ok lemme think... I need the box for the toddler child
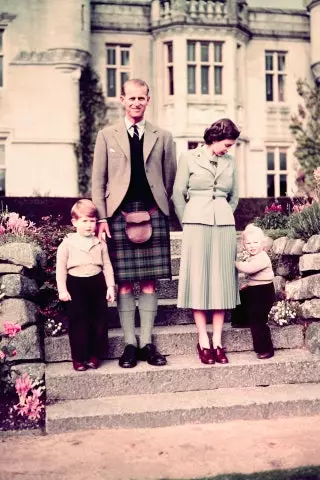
[56,199,116,371]
[233,224,275,359]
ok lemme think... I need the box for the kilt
[108,201,172,283]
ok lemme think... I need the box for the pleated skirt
[178,224,239,310]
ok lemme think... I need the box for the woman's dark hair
[203,118,240,144]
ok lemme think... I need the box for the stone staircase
[44,232,320,433]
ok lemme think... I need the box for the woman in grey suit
[172,119,240,365]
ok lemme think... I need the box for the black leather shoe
[119,344,138,368]
[139,344,167,366]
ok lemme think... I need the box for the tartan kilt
[108,201,172,283]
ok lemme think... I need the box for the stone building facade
[0,0,319,198]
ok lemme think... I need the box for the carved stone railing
[151,0,249,27]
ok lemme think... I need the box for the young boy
[233,224,275,359]
[56,199,116,371]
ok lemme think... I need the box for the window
[165,42,174,96]
[106,44,131,98]
[265,51,287,102]
[0,144,5,195]
[267,148,288,197]
[0,30,3,87]
[187,41,223,96]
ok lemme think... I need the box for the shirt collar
[124,116,146,134]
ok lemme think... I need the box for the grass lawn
[166,465,320,480]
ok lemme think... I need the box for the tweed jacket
[92,120,176,219]
[172,145,239,226]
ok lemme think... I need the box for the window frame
[187,40,223,97]
[165,41,174,97]
[105,43,131,99]
[266,147,288,197]
[265,51,287,103]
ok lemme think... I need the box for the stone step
[44,324,304,362]
[45,349,320,401]
[46,382,320,433]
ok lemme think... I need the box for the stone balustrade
[151,0,247,26]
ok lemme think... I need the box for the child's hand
[59,291,71,302]
[106,286,116,303]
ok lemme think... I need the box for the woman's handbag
[121,207,156,244]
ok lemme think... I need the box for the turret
[45,0,91,72]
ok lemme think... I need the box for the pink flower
[0,350,6,360]
[11,349,17,357]
[14,383,45,421]
[0,225,5,235]
[3,322,21,337]
[15,373,33,403]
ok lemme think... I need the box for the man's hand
[59,291,71,302]
[106,286,116,302]
[97,221,111,240]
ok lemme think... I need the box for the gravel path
[1,415,320,480]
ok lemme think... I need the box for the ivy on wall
[75,64,107,196]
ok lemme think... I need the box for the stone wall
[0,242,45,372]
[266,233,320,354]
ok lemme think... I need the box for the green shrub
[288,201,320,241]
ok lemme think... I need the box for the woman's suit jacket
[92,120,176,219]
[172,145,238,226]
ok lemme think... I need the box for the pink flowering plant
[254,201,290,231]
[0,321,45,428]
[0,321,21,393]
[0,208,37,244]
[14,373,45,421]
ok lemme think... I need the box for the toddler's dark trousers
[66,272,108,362]
[232,283,275,354]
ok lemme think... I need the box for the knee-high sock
[117,292,137,346]
[138,292,158,348]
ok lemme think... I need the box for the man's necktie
[132,124,140,140]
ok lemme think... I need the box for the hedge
[0,196,293,232]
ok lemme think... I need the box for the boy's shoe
[257,351,274,360]
[72,360,87,371]
[87,357,100,369]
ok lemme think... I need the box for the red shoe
[197,344,215,365]
[72,360,87,371]
[213,346,229,364]
[87,357,100,369]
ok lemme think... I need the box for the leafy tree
[76,64,107,195]
[290,79,320,192]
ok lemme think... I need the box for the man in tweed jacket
[92,79,176,368]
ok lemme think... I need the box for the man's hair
[204,118,240,144]
[71,199,98,220]
[121,78,150,96]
